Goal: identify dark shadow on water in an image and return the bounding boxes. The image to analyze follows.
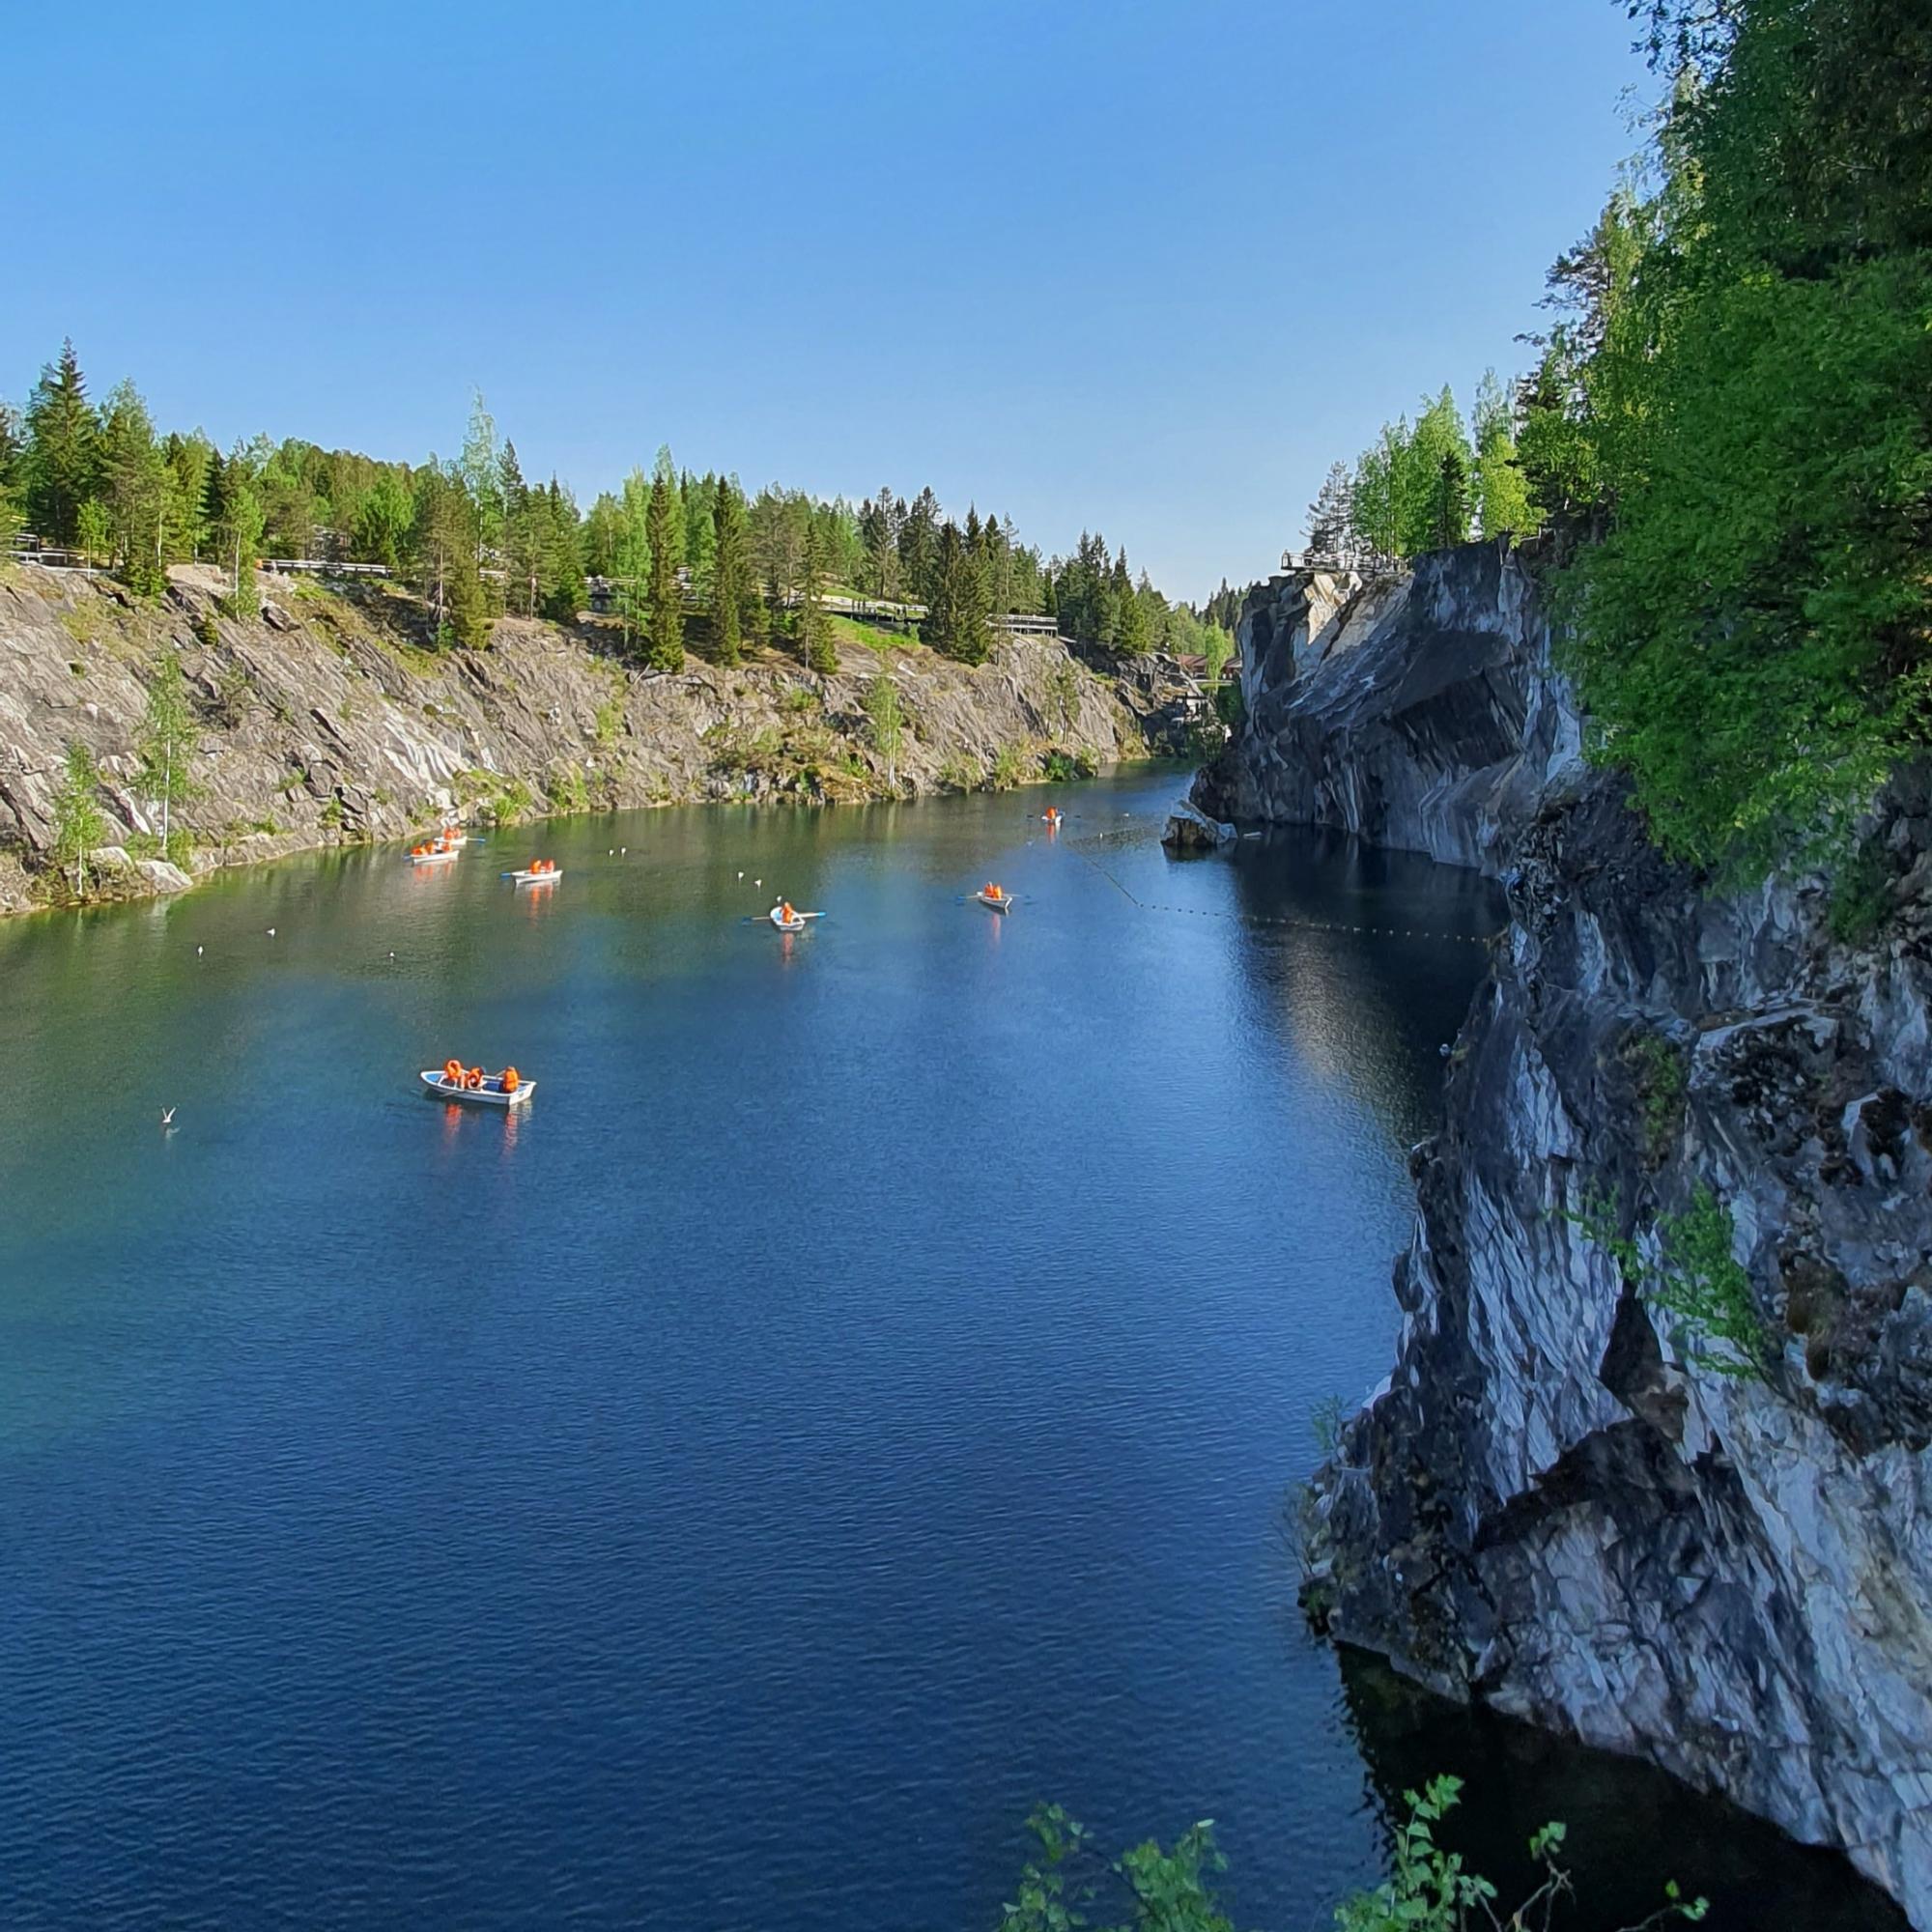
[1340,1648,1908,1930]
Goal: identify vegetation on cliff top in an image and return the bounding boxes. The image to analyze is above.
[1302,0,1931,884]
[0,356,1231,672]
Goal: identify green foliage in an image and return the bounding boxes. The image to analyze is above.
[710,478,750,667]
[489,779,536,826]
[999,1806,1234,1932]
[50,739,107,896]
[780,684,821,717]
[1334,1777,1706,1932]
[1827,839,1890,945]
[594,695,625,750]
[1621,1031,1688,1165]
[1541,1,1932,879]
[1576,1184,1771,1382]
[989,742,1028,790]
[644,456,685,671]
[24,339,100,547]
[926,518,991,665]
[546,765,589,814]
[134,652,203,853]
[863,673,904,787]
[798,514,838,673]
[1042,748,1097,782]
[1346,386,1476,563]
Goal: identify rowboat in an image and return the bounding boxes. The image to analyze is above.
[411,847,460,865]
[419,1069,535,1106]
[508,867,562,885]
[769,908,822,932]
[975,890,1014,913]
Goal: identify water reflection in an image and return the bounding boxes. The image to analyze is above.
[1339,1649,1906,1930]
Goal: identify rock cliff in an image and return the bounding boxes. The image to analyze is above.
[1220,543,1932,1922]
[0,562,1191,915]
[1196,542,1578,872]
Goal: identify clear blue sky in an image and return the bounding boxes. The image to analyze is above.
[4,1,1648,601]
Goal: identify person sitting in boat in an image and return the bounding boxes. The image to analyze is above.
[781,900,796,923]
[984,882,1004,900]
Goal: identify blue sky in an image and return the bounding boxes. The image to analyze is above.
[5,1,1649,600]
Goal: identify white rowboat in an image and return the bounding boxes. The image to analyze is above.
[420,1070,535,1106]
[975,891,1014,913]
[509,868,562,885]
[411,848,460,865]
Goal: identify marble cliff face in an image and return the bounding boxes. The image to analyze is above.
[1214,541,1932,1924]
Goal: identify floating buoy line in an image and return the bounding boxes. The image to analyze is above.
[1062,829,1499,948]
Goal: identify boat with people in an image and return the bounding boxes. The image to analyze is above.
[410,830,464,864]
[1042,808,1064,828]
[421,1060,534,1106]
[508,859,561,885]
[975,882,1014,913]
[768,899,821,932]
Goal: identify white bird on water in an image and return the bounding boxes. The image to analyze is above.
[159,1107,176,1129]
[195,945,203,956]
[266,927,276,937]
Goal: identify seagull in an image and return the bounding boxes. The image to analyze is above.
[753,878,761,888]
[159,1107,176,1128]
[195,945,203,955]
[737,870,744,880]
[266,927,276,937]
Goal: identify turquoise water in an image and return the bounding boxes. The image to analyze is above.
[0,770,1897,1928]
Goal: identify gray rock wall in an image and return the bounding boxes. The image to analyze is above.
[1216,542,1932,1921]
[0,564,1189,915]
[1200,541,1580,873]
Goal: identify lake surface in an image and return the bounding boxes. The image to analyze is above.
[0,769,1899,1929]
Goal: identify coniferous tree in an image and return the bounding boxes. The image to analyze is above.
[538,479,586,622]
[1305,462,1357,566]
[864,674,904,790]
[498,441,539,615]
[926,521,990,666]
[99,380,169,596]
[710,477,750,667]
[897,486,940,605]
[412,463,486,647]
[1431,447,1472,551]
[24,339,100,547]
[211,448,266,614]
[644,464,685,671]
[798,517,837,673]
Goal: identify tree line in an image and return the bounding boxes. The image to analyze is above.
[1300,371,1537,571]
[0,352,1229,674]
[1287,0,1926,889]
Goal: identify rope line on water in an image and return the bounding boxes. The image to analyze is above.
[1061,831,1499,948]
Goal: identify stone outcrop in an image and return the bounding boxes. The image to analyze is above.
[0,563,1193,915]
[1196,541,1579,873]
[1160,801,1235,852]
[1207,540,1932,1922]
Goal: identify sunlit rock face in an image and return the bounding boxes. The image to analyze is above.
[1197,542,1579,874]
[1212,541,1932,1923]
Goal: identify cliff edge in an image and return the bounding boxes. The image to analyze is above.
[1218,542,1932,1923]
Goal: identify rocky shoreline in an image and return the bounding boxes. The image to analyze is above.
[1215,543,1932,1925]
[0,562,1199,918]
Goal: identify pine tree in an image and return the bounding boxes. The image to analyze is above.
[24,339,100,547]
[927,521,990,666]
[1431,447,1472,551]
[644,465,685,671]
[798,517,837,673]
[412,463,486,647]
[99,380,168,596]
[538,479,585,622]
[710,478,749,667]
[498,441,538,615]
[897,486,940,605]
[1305,462,1357,567]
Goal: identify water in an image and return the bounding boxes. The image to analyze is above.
[0,769,1898,1929]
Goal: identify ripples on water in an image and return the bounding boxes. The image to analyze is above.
[0,771,1899,1929]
